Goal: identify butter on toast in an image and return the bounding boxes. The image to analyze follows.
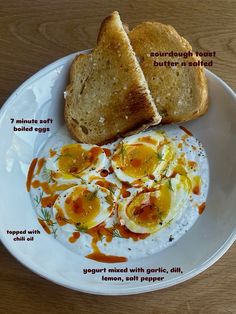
[64,12,161,144]
[129,22,208,123]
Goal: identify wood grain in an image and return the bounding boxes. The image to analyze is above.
[0,0,235,313]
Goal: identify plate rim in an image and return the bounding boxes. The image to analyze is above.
[0,51,235,295]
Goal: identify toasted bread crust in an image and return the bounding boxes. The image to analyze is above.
[129,22,208,123]
[64,12,161,145]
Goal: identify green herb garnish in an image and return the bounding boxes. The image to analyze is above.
[157,152,163,161]
[38,207,58,238]
[107,185,115,194]
[55,153,73,162]
[112,229,124,239]
[41,166,52,182]
[168,179,174,191]
[34,191,43,208]
[86,189,98,201]
[75,224,88,233]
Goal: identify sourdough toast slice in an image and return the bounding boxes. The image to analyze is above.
[64,12,161,144]
[129,22,208,123]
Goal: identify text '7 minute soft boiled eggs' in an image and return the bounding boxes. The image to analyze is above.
[27,127,209,261]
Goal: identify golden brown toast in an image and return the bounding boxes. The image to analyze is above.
[64,12,161,144]
[129,22,208,123]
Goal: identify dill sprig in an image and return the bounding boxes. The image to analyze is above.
[162,168,168,178]
[41,166,52,182]
[168,179,173,191]
[33,191,43,208]
[112,229,124,239]
[75,224,88,233]
[38,208,58,238]
[100,235,106,242]
[38,208,51,221]
[55,153,73,162]
[157,152,164,161]
[86,189,98,201]
[107,185,115,194]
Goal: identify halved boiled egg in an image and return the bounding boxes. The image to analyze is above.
[118,174,191,234]
[53,183,114,230]
[46,143,108,181]
[111,130,175,186]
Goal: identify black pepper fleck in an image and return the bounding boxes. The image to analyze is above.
[169,235,174,242]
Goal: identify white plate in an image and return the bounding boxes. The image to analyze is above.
[0,50,235,295]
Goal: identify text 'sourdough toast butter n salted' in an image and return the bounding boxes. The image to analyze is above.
[129,22,208,123]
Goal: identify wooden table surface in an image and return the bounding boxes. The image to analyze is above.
[0,1,235,313]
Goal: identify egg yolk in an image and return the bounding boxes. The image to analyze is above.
[114,143,158,178]
[65,187,100,227]
[126,185,171,227]
[58,144,101,176]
